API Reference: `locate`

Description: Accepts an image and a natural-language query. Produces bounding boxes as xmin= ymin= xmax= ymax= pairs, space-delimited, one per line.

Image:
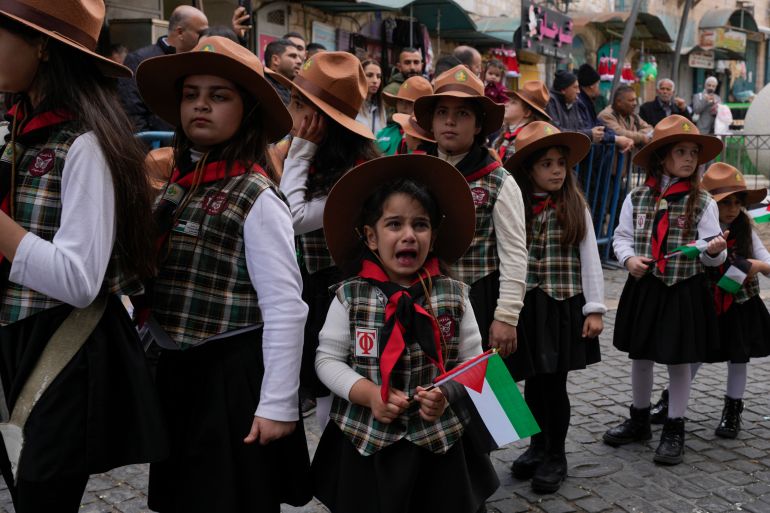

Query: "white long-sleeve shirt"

xmin=577 ymin=207 xmax=607 ymax=315
xmin=278 ymin=137 xmax=325 ymax=235
xmin=315 ymin=295 xmax=482 ymax=399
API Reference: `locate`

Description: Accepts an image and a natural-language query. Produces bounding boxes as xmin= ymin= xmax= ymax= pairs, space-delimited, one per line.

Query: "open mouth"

xmin=395 ymin=249 xmax=418 ymax=266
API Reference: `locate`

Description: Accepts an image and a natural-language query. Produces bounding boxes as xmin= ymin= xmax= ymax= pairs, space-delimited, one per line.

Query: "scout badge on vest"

xmin=355 ymin=328 xmax=378 ymax=357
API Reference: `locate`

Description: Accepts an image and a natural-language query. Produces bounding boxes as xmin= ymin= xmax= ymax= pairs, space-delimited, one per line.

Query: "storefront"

xmin=515 ymin=0 xmax=574 ymax=83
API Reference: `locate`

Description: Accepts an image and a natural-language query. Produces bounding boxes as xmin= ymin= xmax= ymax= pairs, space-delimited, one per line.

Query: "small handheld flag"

xmin=434 ymin=350 xmax=539 ymax=449
xmin=748 ymin=204 xmax=770 ymax=224
xmin=717 ymin=256 xmax=752 ymax=294
xmin=666 ymin=235 xmax=718 ymax=260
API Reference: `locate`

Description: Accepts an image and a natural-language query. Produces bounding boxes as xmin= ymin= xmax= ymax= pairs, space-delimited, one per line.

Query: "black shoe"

xmin=511 ymin=434 xmax=547 ymax=480
xmin=650 ymin=389 xmax=669 ymax=425
xmin=531 ymin=453 xmax=567 ymax=494
xmin=300 ymin=397 xmax=316 ymax=418
xmin=715 ymin=396 xmax=743 ymax=439
xmin=654 ymin=417 xmax=685 ymax=465
xmin=603 ymin=405 xmax=652 ymax=446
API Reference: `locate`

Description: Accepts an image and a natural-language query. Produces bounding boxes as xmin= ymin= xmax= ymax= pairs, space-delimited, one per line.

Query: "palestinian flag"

xmin=435 ymin=350 xmax=539 ymax=450
xmin=748 ymin=204 xmax=770 ymax=224
xmin=666 ymin=235 xmax=718 ymax=259
xmin=717 ymin=256 xmax=752 ymax=294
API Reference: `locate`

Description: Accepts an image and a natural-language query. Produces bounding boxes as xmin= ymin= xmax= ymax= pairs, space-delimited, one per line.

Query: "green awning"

xmin=303 ymin=1 xmax=409 ymax=12
xmin=305 ymin=0 xmax=475 ymax=32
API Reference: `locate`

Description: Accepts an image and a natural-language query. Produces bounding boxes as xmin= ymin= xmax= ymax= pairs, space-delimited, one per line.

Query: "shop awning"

xmin=700 ymin=8 xmax=759 ymax=33
xmin=573 ymin=12 xmax=674 ymax=52
xmin=305 ymin=0 xmax=475 ymax=32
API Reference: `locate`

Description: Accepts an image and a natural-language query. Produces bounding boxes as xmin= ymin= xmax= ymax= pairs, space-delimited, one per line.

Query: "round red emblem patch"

xmin=470 ymin=187 xmax=489 ymax=207
xmin=437 ymin=314 xmax=457 ymax=339
xmin=202 ymin=191 xmax=229 ymax=215
xmin=676 ymin=215 xmax=688 ymax=229
xmin=28 ymin=149 xmax=56 ymax=177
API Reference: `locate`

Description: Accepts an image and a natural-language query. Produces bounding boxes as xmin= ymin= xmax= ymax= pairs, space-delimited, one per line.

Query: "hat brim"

xmin=382 ymin=90 xmax=412 ymax=107
xmin=632 ymin=133 xmax=724 ymax=169
xmin=393 ymin=113 xmax=435 ymax=143
xmin=503 ymin=131 xmax=592 ymax=172
xmin=0 ymin=10 xmax=131 ymax=78
xmin=324 ymin=154 xmax=476 ymax=267
xmin=270 ymin=71 xmax=375 ymax=140
xmin=505 ymin=90 xmax=551 ymax=121
xmin=413 ymin=92 xmax=505 ymax=138
xmin=136 ymin=52 xmax=292 ymax=143
xmin=708 ymin=186 xmax=768 ymax=204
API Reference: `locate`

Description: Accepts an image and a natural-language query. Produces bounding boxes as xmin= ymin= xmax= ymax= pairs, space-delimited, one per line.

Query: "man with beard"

xmin=264 ymin=39 xmax=302 ymax=106
xmin=383 ymin=47 xmax=424 ymax=96
xmin=639 ymin=78 xmax=691 ymax=127
xmin=692 ymin=76 xmax=721 ymax=134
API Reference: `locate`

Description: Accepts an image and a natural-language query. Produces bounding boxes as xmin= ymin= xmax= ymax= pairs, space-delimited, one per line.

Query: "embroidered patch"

xmin=636 ymin=213 xmax=646 ymax=230
xmin=454 ymin=69 xmax=468 ymax=82
xmin=302 ymin=59 xmax=313 ymax=71
xmin=682 ymin=122 xmax=691 ymax=132
xmin=544 ymin=125 xmax=554 ymax=135
xmin=28 ymin=149 xmax=55 ymax=177
xmin=736 ymin=172 xmax=743 ymax=182
xmin=676 ymin=215 xmax=687 ymax=229
xmin=437 ymin=314 xmax=456 ymax=339
xmin=162 ymin=183 xmax=185 ymax=206
xmin=470 ymin=187 xmax=489 ymax=206
xmin=202 ymin=191 xmax=229 ymax=215
xmin=172 ymin=220 xmax=200 ymax=237
xmin=355 ymin=328 xmax=378 ymax=358
xmin=201 ymin=44 xmax=215 ymax=52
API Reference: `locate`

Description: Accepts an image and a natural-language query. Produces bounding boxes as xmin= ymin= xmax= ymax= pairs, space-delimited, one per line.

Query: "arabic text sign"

xmin=519 ymin=0 xmax=573 ymax=59
xmin=699 ymin=28 xmax=746 ymax=55
xmin=689 ymin=50 xmax=715 ymax=69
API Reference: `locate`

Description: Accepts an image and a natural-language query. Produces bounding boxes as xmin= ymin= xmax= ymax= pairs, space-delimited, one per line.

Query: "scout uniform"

xmin=377 ymin=76 xmax=433 ymax=155
xmin=495 ymin=80 xmax=551 ymax=161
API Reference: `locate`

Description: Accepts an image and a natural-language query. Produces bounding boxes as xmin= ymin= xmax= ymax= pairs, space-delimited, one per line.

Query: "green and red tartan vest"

xmin=152 ymin=172 xmax=276 ymax=347
xmin=299 ymin=229 xmax=335 ymax=274
xmin=330 ymin=276 xmax=468 ymax=456
xmin=450 ymin=166 xmax=508 ymax=286
xmin=526 ymin=207 xmax=582 ymax=300
xmin=0 ymin=124 xmax=142 ymax=326
xmin=631 ymin=185 xmax=711 ymax=286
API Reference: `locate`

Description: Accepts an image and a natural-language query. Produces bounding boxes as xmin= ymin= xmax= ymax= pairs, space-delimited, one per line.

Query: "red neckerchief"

xmin=0 ymin=103 xmax=75 ymax=266
xmin=531 ymin=194 xmax=555 ymax=216
xmin=358 ymin=255 xmax=446 ymax=403
xmin=497 ymin=125 xmax=525 ymax=159
xmin=713 ymin=237 xmax=738 ymax=315
xmin=646 ymin=176 xmax=691 ymax=274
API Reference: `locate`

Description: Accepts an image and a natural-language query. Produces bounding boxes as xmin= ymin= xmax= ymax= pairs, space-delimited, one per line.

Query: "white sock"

xmin=632 ymin=359 xmax=654 ymax=409
xmin=667 ymin=364 xmax=691 ymax=419
xmin=726 ymin=363 xmax=747 ymax=400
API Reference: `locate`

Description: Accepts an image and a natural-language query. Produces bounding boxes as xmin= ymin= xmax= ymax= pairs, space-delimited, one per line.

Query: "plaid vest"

xmin=330 ymin=276 xmax=468 ymax=456
xmin=299 ymin=229 xmax=335 ymax=274
xmin=152 ymin=172 xmax=276 ymax=347
xmin=0 ymin=125 xmax=143 ymax=326
xmin=631 ymin=185 xmax=710 ymax=286
xmin=526 ymin=207 xmax=582 ymax=300
xmin=450 ymin=166 xmax=508 ymax=285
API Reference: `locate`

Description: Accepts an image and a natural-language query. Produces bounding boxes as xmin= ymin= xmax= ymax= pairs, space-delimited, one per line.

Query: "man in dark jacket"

xmin=118 ymin=5 xmax=209 ymax=132
xmin=639 ymin=78 xmax=692 ymax=127
xmin=577 ymin=64 xmax=634 ymax=152
xmin=547 ymin=69 xmax=605 ymax=144
xmin=383 ymin=47 xmax=423 ymax=96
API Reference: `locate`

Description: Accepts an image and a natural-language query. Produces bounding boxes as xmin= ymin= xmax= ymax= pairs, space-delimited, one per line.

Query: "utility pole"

xmin=671 ymin=0 xmax=693 ymax=88
xmin=611 ymin=0 xmax=643 ymax=92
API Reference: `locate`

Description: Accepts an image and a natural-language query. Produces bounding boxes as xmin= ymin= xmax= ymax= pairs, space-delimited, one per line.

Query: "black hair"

xmin=201 ymin=26 xmax=239 ymax=43
xmin=307 ymin=42 xmax=326 ymax=52
xmin=282 ymin=31 xmax=306 ymax=42
xmin=264 ymin=38 xmax=298 ymax=65
xmin=433 ymin=55 xmax=461 ymax=78
xmin=722 ymin=193 xmax=754 ymax=258
xmin=398 ymin=47 xmax=421 ymax=60
xmin=428 ymin=98 xmax=487 ymax=147
xmin=360 ymin=177 xmax=441 ymax=229
xmin=0 ymin=16 xmax=156 ymax=279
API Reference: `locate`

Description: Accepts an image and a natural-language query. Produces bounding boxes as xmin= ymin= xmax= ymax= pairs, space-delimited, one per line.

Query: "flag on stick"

xmin=664 ymin=235 xmax=718 ymax=260
xmin=717 ymin=256 xmax=752 ymax=294
xmin=434 ymin=350 xmax=539 ymax=449
xmin=748 ymin=204 xmax=770 ymax=224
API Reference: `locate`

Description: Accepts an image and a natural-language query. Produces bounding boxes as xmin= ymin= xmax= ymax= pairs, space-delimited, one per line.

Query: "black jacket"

xmin=639 ymin=97 xmax=692 ymax=127
xmin=117 ymin=37 xmax=176 ymax=132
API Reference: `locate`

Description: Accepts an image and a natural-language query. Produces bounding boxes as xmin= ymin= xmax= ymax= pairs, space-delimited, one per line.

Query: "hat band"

xmin=0 ymin=0 xmax=97 ymax=50
xmin=708 ymin=185 xmax=748 ymax=196
xmin=435 ymin=83 xmax=480 ymax=96
xmin=294 ymin=75 xmax=358 ymax=119
xmin=517 ymin=92 xmax=545 ymax=110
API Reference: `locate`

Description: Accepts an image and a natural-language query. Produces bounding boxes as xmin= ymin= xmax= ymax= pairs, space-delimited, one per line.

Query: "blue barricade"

xmin=136 ymin=131 xmax=174 ymax=149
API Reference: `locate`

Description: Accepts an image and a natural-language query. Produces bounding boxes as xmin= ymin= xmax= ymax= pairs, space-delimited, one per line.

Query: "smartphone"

xmin=238 ymin=0 xmax=252 ymax=18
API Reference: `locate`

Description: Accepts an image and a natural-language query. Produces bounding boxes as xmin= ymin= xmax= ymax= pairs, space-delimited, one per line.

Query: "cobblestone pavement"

xmin=1 ymin=268 xmax=770 ymax=513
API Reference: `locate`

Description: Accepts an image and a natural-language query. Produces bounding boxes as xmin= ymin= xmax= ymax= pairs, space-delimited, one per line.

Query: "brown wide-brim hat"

xmin=0 ymin=0 xmax=131 ymax=78
xmin=137 ymin=36 xmax=291 ymax=143
xmin=632 ymin=114 xmax=723 ymax=169
xmin=324 ymin=154 xmax=476 ymax=267
xmin=503 ymin=121 xmax=591 ymax=172
xmin=383 ymin=76 xmax=433 ymax=107
xmin=506 ymin=80 xmax=551 ymax=121
xmin=393 ymin=113 xmax=435 ymax=143
xmin=413 ymin=65 xmax=504 ymax=137
xmin=701 ymin=162 xmax=767 ymax=204
xmin=270 ymin=51 xmax=374 ymax=140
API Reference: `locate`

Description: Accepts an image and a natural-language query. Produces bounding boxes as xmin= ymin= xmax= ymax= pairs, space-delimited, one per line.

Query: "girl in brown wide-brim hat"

xmin=311 ymin=154 xmax=502 ymax=513
xmin=0 ymin=0 xmax=166 ymax=509
xmin=503 ymin=121 xmax=603 ymax=494
xmin=604 ymin=114 xmax=728 ymax=467
xmin=494 ymin=80 xmax=552 ymax=161
xmin=136 ymin=36 xmax=312 ymax=512
xmin=412 ymin=64 xmax=527 ymax=374
xmin=272 ymin=51 xmax=380 ymax=429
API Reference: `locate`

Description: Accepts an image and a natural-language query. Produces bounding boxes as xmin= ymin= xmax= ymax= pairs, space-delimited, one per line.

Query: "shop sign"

xmin=689 ymin=50 xmax=715 ymax=69
xmin=312 ymin=21 xmax=337 ymax=51
xmin=519 ymin=0 xmax=574 ymax=60
xmin=699 ymin=28 xmax=746 ymax=55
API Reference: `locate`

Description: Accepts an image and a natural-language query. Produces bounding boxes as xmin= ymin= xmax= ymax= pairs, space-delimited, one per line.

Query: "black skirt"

xmin=300 ymin=266 xmax=342 ymax=397
xmin=312 ymin=422 xmax=499 ymax=513
xmin=148 ymin=329 xmax=312 ymax=513
xmin=505 ymin=288 xmax=601 ymax=382
xmin=0 ymin=296 xmax=168 ymax=483
xmin=468 ymin=271 xmax=500 ymax=349
xmin=613 ymin=273 xmax=721 ymax=364
xmin=710 ymin=295 xmax=770 ymax=363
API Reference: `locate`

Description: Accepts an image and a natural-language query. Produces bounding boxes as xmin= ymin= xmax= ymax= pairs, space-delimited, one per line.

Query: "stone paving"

xmin=1 ymin=268 xmax=770 ymax=512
